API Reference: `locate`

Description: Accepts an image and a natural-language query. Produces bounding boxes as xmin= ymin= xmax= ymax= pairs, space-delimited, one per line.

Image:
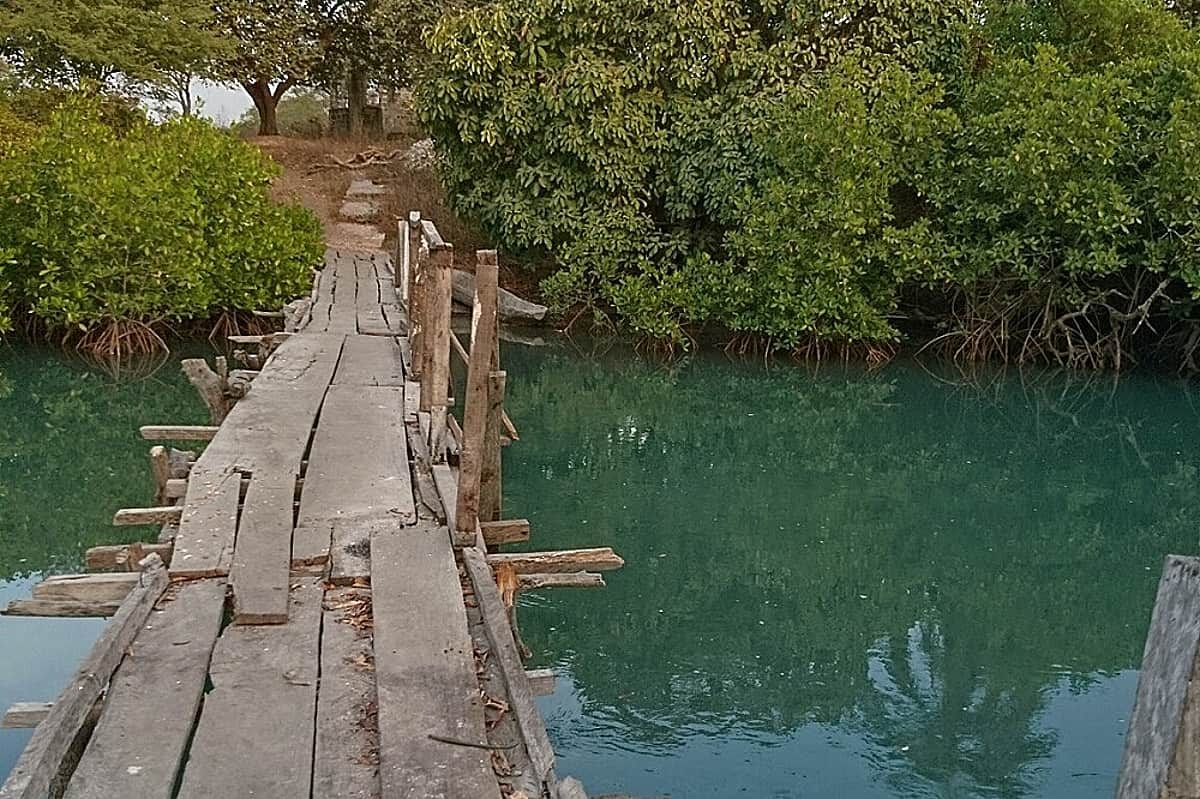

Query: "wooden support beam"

xmin=139 ymin=425 xmax=218 ymax=441
xmin=0 ymin=556 xmax=169 ymax=799
xmin=480 ymin=371 xmax=506 ymax=524
xmin=486 ymin=548 xmax=624 ymax=574
xmin=149 ymin=445 xmax=169 ymax=506
xmin=455 ymin=252 xmax=498 ymax=537
xmin=461 ymin=547 xmax=556 ymax=783
xmin=32 ymin=573 xmax=139 ymax=603
xmin=479 ymin=518 xmax=530 ymax=546
xmin=524 ymin=669 xmax=556 ymax=697
xmin=518 ymin=572 xmax=606 ymax=590
xmin=1 ymin=703 xmax=53 ymax=730
xmin=2 ymin=600 xmax=122 ymax=618
xmin=423 ymin=244 xmax=454 ymax=458
xmin=112 ymin=506 xmax=182 ymax=526
xmin=85 ymin=543 xmax=173 ymax=572
xmin=181 ymin=358 xmax=230 ymax=425
xmin=408 ymin=214 xmax=426 ymax=379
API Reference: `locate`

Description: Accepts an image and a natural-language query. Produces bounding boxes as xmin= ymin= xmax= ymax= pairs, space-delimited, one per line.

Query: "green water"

xmin=2 ymin=340 xmax=1199 ymax=797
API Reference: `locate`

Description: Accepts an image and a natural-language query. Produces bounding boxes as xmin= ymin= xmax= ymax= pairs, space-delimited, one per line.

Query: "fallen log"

xmin=486 ymin=548 xmax=624 ymax=575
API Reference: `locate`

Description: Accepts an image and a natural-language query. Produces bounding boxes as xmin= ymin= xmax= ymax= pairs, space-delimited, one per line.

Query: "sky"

xmin=194 ymin=80 xmax=253 ymax=125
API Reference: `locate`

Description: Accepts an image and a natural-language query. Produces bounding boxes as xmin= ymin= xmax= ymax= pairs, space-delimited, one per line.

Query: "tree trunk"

xmin=348 ymin=68 xmax=367 ymax=138
xmin=242 ymin=79 xmax=280 ymax=136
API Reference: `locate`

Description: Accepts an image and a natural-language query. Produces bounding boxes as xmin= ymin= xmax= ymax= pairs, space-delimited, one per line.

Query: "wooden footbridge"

xmin=0 ymin=207 xmax=620 ymax=799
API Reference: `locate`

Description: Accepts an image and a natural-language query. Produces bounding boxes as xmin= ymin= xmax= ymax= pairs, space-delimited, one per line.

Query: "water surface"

xmin=2 ymin=340 xmax=1199 ymax=797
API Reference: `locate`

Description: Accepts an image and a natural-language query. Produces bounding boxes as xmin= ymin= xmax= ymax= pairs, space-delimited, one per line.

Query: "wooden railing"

xmin=397 ymin=211 xmax=513 ymax=547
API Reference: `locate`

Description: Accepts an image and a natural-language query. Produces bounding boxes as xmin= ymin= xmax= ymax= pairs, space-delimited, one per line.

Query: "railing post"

xmin=479 ymin=370 xmax=506 ymax=526
xmin=407 ymin=211 xmax=424 ymax=378
xmin=455 ymin=250 xmax=499 ymax=543
xmin=423 ymin=243 xmax=453 ymax=456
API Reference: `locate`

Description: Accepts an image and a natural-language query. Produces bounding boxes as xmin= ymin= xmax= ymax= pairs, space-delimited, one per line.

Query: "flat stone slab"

xmin=346 ymin=179 xmax=387 ymax=197
xmin=340 ymin=200 xmax=380 ymax=223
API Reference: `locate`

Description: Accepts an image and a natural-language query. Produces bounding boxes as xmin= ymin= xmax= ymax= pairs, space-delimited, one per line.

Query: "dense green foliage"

xmin=421 ymin=0 xmax=1200 ymax=367
xmin=0 ymin=96 xmax=321 ymax=345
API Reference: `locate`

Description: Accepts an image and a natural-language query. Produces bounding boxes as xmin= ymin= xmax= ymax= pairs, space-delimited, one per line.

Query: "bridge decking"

xmin=1 ymin=235 xmax=608 ymax=799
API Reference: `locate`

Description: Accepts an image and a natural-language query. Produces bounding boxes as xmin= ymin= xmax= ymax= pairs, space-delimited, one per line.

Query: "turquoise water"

xmin=2 ymin=340 xmax=1199 ymax=796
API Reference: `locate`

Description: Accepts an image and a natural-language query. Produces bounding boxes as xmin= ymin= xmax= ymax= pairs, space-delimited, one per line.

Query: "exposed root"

xmin=75 ymin=320 xmax=168 ymax=359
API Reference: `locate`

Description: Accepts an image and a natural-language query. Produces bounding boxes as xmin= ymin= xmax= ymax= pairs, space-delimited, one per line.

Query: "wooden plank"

xmin=479 ymin=371 xmax=506 ymax=523
xmin=461 ymin=546 xmax=556 ymax=782
xmin=404 ymin=380 xmax=420 ymax=420
xmin=33 ymin=573 xmax=139 ymax=603
xmin=333 ymin=335 xmax=405 ymax=387
xmin=557 ymin=777 xmax=589 ymax=799
xmin=421 ymin=246 xmax=453 ymax=415
xmin=62 ymin=579 xmax=226 ymax=799
xmin=525 ymin=669 xmax=556 ymax=697
xmin=3 ymin=599 xmax=121 ymax=617
xmin=487 ymin=548 xmax=624 ymax=574
xmin=139 ymin=425 xmax=218 ymax=441
xmin=85 ymin=543 xmax=173 ymax=572
xmin=112 ymin=506 xmax=181 ymax=526
xmin=313 ymin=587 xmax=380 ymax=799
xmin=176 ymin=578 xmax=322 ymax=799
xmin=1 ymin=703 xmax=53 ymax=730
xmin=518 ymin=572 xmax=605 ymax=590
xmin=0 ymin=560 xmax=169 ymax=799
xmin=455 ymin=253 xmax=498 ymax=536
xmin=169 ymin=468 xmax=240 ymax=578
xmin=328 ymin=518 xmax=378 ymax=586
xmin=230 ymin=473 xmax=296 ymax=624
xmin=432 ymin=464 xmax=459 ymax=535
xmin=293 ymin=385 xmax=414 ymax=564
xmin=371 ymin=524 xmax=500 ymax=799
xmin=1118 ymin=555 xmax=1200 ymax=798
xmin=405 ymin=419 xmax=445 ymax=524
xmin=480 ymin=518 xmax=530 ymax=546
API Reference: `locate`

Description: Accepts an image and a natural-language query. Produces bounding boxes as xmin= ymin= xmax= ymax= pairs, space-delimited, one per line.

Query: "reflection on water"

xmin=497 ymin=345 xmax=1200 ymax=798
xmin=1 ymin=339 xmax=1198 ymax=795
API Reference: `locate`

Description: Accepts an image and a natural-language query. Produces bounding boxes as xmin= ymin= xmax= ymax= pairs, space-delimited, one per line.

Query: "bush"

xmin=0 ymin=96 xmax=321 ymax=344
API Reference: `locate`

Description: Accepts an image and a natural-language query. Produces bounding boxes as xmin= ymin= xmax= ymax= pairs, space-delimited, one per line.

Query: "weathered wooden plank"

xmin=314 ymin=587 xmax=380 ymax=799
xmin=480 ymin=371 xmax=506 ymax=523
xmin=1118 ymin=555 xmax=1200 ymax=799
xmin=176 ymin=578 xmax=322 ymax=799
xmin=518 ymin=572 xmax=606 ymax=590
xmin=371 ymin=524 xmax=500 ymax=799
xmin=112 ymin=506 xmax=181 ymax=526
xmin=139 ymin=425 xmax=218 ymax=441
xmin=487 ymin=548 xmax=625 ymax=575
xmin=32 ymin=573 xmax=138 ymax=603
xmin=404 ymin=380 xmax=420 ymax=420
xmin=62 ymin=579 xmax=226 ymax=799
xmin=294 ymin=385 xmax=414 ymax=564
xmin=480 ymin=518 xmax=530 ymax=546
xmin=455 ymin=254 xmax=498 ymax=535
xmin=230 ymin=473 xmax=296 ymax=624
xmin=169 ymin=468 xmax=240 ymax=578
xmin=85 ymin=543 xmax=173 ymax=572
xmin=329 ymin=518 xmax=379 ymax=586
xmin=3 ymin=599 xmax=122 ymax=617
xmin=333 ymin=335 xmax=405 ymax=387
xmin=1 ymin=703 xmax=53 ymax=730
xmin=431 ymin=464 xmax=459 ymax=535
xmin=557 ymin=777 xmax=589 ymax=799
xmin=462 ymin=546 xmax=556 ymax=783
xmin=0 ymin=560 xmax=169 ymax=799
xmin=404 ymin=418 xmax=445 ymax=524
xmin=525 ymin=669 xmax=556 ymax=697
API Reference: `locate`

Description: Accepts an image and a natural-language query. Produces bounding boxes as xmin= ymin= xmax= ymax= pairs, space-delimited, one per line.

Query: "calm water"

xmin=2 ymin=340 xmax=1199 ymax=797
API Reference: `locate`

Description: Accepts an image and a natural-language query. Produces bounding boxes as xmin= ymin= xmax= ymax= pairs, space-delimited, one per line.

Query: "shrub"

xmin=0 ymin=96 xmax=321 ymax=345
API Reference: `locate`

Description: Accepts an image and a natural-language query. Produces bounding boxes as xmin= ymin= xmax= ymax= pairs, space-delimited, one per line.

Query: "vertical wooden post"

xmin=454 ymin=250 xmax=499 ymax=543
xmin=148 ymin=446 xmax=169 ymax=506
xmin=408 ymin=214 xmax=425 ymax=380
xmin=423 ymin=243 xmax=453 ymax=455
xmin=395 ymin=219 xmax=407 ymax=299
xmin=405 ymin=210 xmax=421 ymax=314
xmin=479 ymin=370 xmax=506 ymax=526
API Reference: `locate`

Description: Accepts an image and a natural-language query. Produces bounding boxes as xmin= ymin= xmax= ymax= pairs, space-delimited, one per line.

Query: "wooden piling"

xmin=454 ymin=251 xmax=499 ymax=542
xmin=480 ymin=370 xmax=506 ymax=525
xmin=423 ymin=243 xmax=453 ymax=458
xmin=408 ymin=212 xmax=426 ymax=379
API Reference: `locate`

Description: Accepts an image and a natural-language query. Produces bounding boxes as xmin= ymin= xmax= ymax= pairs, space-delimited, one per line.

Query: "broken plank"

xmin=32 ymin=573 xmax=139 ymax=603
xmin=313 ymin=587 xmax=380 ymax=799
xmin=230 ymin=474 xmax=296 ymax=624
xmin=0 ymin=560 xmax=169 ymax=799
xmin=480 ymin=518 xmax=530 ymax=546
xmin=462 ymin=546 xmax=556 ymax=783
xmin=3 ymin=599 xmax=121 ymax=618
xmin=332 ymin=335 xmax=405 ymax=387
xmin=169 ymin=468 xmax=240 ymax=579
xmin=1 ymin=703 xmax=53 ymax=730
xmin=62 ymin=579 xmax=226 ymax=799
xmin=112 ymin=506 xmax=181 ymax=526
xmin=487 ymin=548 xmax=625 ymax=575
xmin=518 ymin=572 xmax=606 ymax=590
xmin=85 ymin=543 xmax=173 ymax=572
xmin=371 ymin=523 xmax=500 ymax=799
xmin=329 ymin=518 xmax=379 ymax=586
xmin=139 ymin=425 xmax=218 ymax=441
xmin=525 ymin=669 xmax=556 ymax=697
xmin=176 ymin=578 xmax=322 ymax=799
